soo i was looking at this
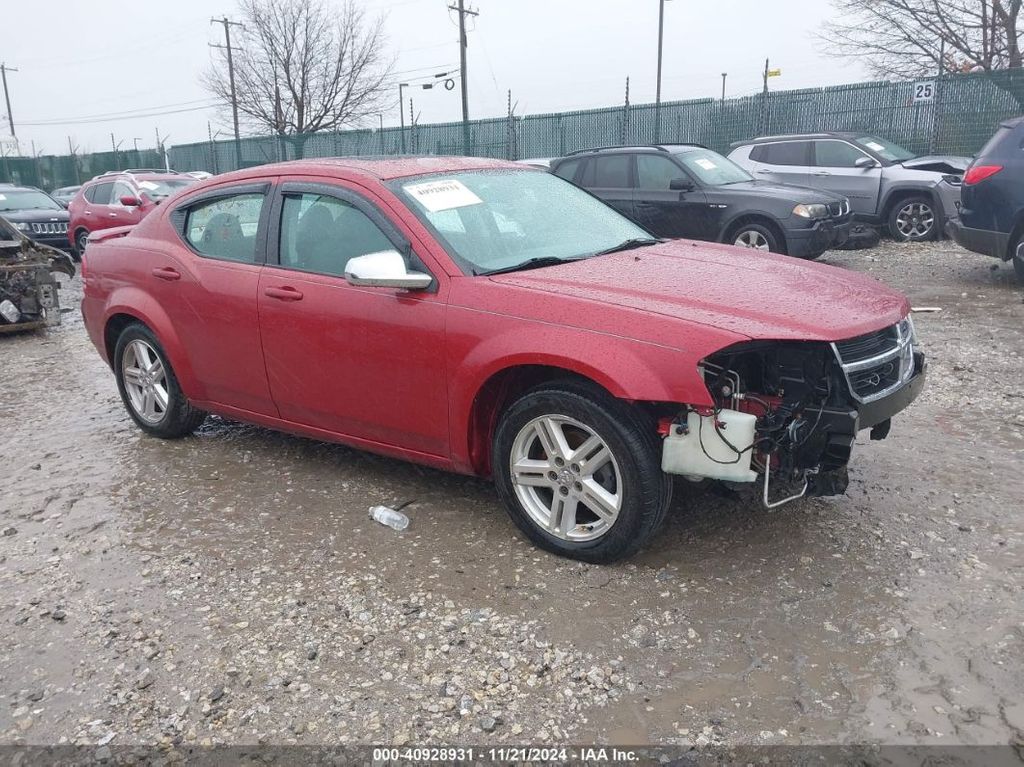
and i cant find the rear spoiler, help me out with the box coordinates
[88,226,135,245]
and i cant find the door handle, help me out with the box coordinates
[151,267,180,281]
[108,213,119,218]
[264,286,304,301]
[812,171,831,177]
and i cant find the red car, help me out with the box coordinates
[67,170,195,255]
[80,157,925,562]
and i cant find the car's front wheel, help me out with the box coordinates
[493,380,671,563]
[74,228,89,257]
[889,196,936,241]
[114,323,206,438]
[731,222,781,253]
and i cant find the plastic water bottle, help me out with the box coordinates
[368,505,409,531]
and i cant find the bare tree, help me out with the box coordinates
[203,0,391,152]
[822,1,1023,97]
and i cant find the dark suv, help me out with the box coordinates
[948,116,1024,284]
[550,145,851,259]
[0,183,71,253]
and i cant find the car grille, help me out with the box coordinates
[832,318,915,403]
[827,199,851,218]
[30,222,68,235]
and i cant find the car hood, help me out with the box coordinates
[491,240,909,343]
[719,179,846,203]
[900,155,970,174]
[0,208,70,223]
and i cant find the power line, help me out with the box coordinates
[447,0,477,154]
[21,99,215,124]
[20,103,217,127]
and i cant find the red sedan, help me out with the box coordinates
[81,157,925,562]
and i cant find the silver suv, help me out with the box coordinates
[728,133,968,242]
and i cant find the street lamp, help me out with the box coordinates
[655,0,673,142]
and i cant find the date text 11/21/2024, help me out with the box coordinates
[371,746,639,762]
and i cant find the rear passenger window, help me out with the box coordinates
[279,193,393,276]
[753,142,811,166]
[591,155,631,188]
[185,193,264,263]
[553,159,582,181]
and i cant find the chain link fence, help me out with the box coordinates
[3,70,1023,190]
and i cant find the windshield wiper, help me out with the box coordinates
[591,237,660,256]
[478,256,583,276]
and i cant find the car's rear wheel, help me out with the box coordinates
[493,380,671,563]
[889,196,936,241]
[1013,236,1024,285]
[731,222,781,253]
[74,228,89,256]
[114,323,206,438]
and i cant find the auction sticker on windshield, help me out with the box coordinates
[404,179,482,212]
[695,158,717,170]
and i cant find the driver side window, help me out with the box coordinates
[279,193,394,277]
[636,155,685,190]
[814,140,870,168]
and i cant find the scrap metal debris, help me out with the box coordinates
[0,215,75,334]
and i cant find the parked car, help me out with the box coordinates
[80,157,924,562]
[550,144,852,259]
[0,183,72,253]
[728,132,968,242]
[67,169,195,254]
[947,116,1024,284]
[50,185,82,207]
[0,215,75,333]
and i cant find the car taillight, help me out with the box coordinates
[963,164,1003,185]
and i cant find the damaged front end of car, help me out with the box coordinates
[0,215,75,334]
[659,317,926,507]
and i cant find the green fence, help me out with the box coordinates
[4,70,1024,190]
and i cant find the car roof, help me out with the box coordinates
[207,156,526,184]
[731,132,862,148]
[0,183,41,192]
[561,143,708,158]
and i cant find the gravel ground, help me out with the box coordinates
[0,238,1022,750]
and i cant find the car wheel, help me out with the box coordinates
[114,323,206,438]
[493,380,672,563]
[889,196,936,242]
[75,229,89,256]
[731,223,780,253]
[1013,236,1024,285]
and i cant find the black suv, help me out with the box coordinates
[550,144,852,259]
[948,116,1024,284]
[0,183,71,254]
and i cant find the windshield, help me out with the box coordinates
[390,169,651,275]
[136,178,194,200]
[673,149,752,186]
[854,135,916,162]
[0,189,63,212]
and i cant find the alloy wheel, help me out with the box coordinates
[121,339,169,425]
[509,414,623,542]
[734,230,770,250]
[895,202,934,239]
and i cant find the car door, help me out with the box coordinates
[577,154,636,218]
[631,153,711,240]
[158,182,279,416]
[107,181,146,228]
[748,141,813,187]
[82,181,115,232]
[256,179,449,457]
[810,139,882,217]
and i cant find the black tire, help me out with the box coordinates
[1013,236,1024,285]
[492,379,672,563]
[729,222,783,254]
[113,322,206,438]
[887,195,936,242]
[74,228,89,257]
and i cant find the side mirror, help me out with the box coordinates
[120,195,142,206]
[343,249,432,290]
[669,177,694,191]
[854,156,878,169]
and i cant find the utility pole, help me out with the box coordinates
[655,0,671,142]
[760,57,770,135]
[448,0,478,155]
[398,83,408,153]
[68,136,80,184]
[1,63,18,154]
[211,16,244,169]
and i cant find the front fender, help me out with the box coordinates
[101,286,201,398]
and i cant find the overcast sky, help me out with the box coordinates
[1,0,869,158]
